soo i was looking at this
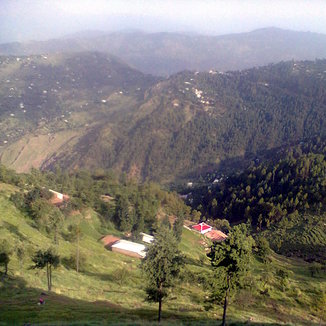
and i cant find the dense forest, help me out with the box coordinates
[0,165,189,240]
[48,59,326,181]
[190,138,326,261]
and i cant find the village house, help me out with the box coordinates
[140,232,154,244]
[100,194,114,202]
[111,239,147,259]
[100,235,120,248]
[205,230,228,242]
[191,222,228,242]
[192,222,213,234]
[49,189,70,206]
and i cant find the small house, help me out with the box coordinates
[192,222,212,234]
[100,194,114,202]
[100,235,120,248]
[111,240,147,259]
[49,189,69,205]
[205,230,228,242]
[140,232,154,244]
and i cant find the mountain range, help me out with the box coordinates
[1,28,326,76]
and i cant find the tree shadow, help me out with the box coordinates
[81,270,116,283]
[183,256,205,268]
[0,275,322,325]
[2,221,28,241]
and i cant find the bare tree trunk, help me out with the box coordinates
[54,224,58,245]
[46,264,50,291]
[222,292,228,326]
[76,230,80,273]
[222,276,230,326]
[4,262,8,275]
[49,265,52,291]
[158,297,162,323]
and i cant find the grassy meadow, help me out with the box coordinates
[0,183,325,325]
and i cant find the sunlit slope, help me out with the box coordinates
[1,54,326,182]
[0,184,325,325]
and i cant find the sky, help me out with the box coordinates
[0,0,326,43]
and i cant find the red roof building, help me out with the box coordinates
[205,230,228,242]
[100,235,120,248]
[192,222,213,234]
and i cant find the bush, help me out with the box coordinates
[255,235,271,263]
[62,253,87,272]
[111,267,130,286]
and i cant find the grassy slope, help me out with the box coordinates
[0,184,325,325]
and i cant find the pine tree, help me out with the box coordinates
[115,194,133,232]
[208,224,254,326]
[141,225,184,322]
[0,240,11,276]
[173,209,184,242]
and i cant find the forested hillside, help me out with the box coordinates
[88,59,326,181]
[0,164,189,238]
[0,52,157,144]
[190,138,326,262]
[0,57,326,182]
[0,52,159,173]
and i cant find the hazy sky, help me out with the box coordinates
[1,0,326,43]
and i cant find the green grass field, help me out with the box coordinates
[0,183,325,325]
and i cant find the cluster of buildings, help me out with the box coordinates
[48,189,227,259]
[101,222,227,260]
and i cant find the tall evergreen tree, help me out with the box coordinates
[208,224,254,326]
[67,224,82,273]
[141,225,184,322]
[0,240,11,276]
[115,194,133,232]
[173,210,184,242]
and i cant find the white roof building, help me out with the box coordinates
[49,189,63,200]
[140,232,154,244]
[111,240,147,259]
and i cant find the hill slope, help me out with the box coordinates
[53,59,326,181]
[189,138,326,262]
[0,52,158,172]
[1,28,326,76]
[0,180,325,325]
[0,57,326,181]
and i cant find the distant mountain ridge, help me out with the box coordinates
[1,28,326,76]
